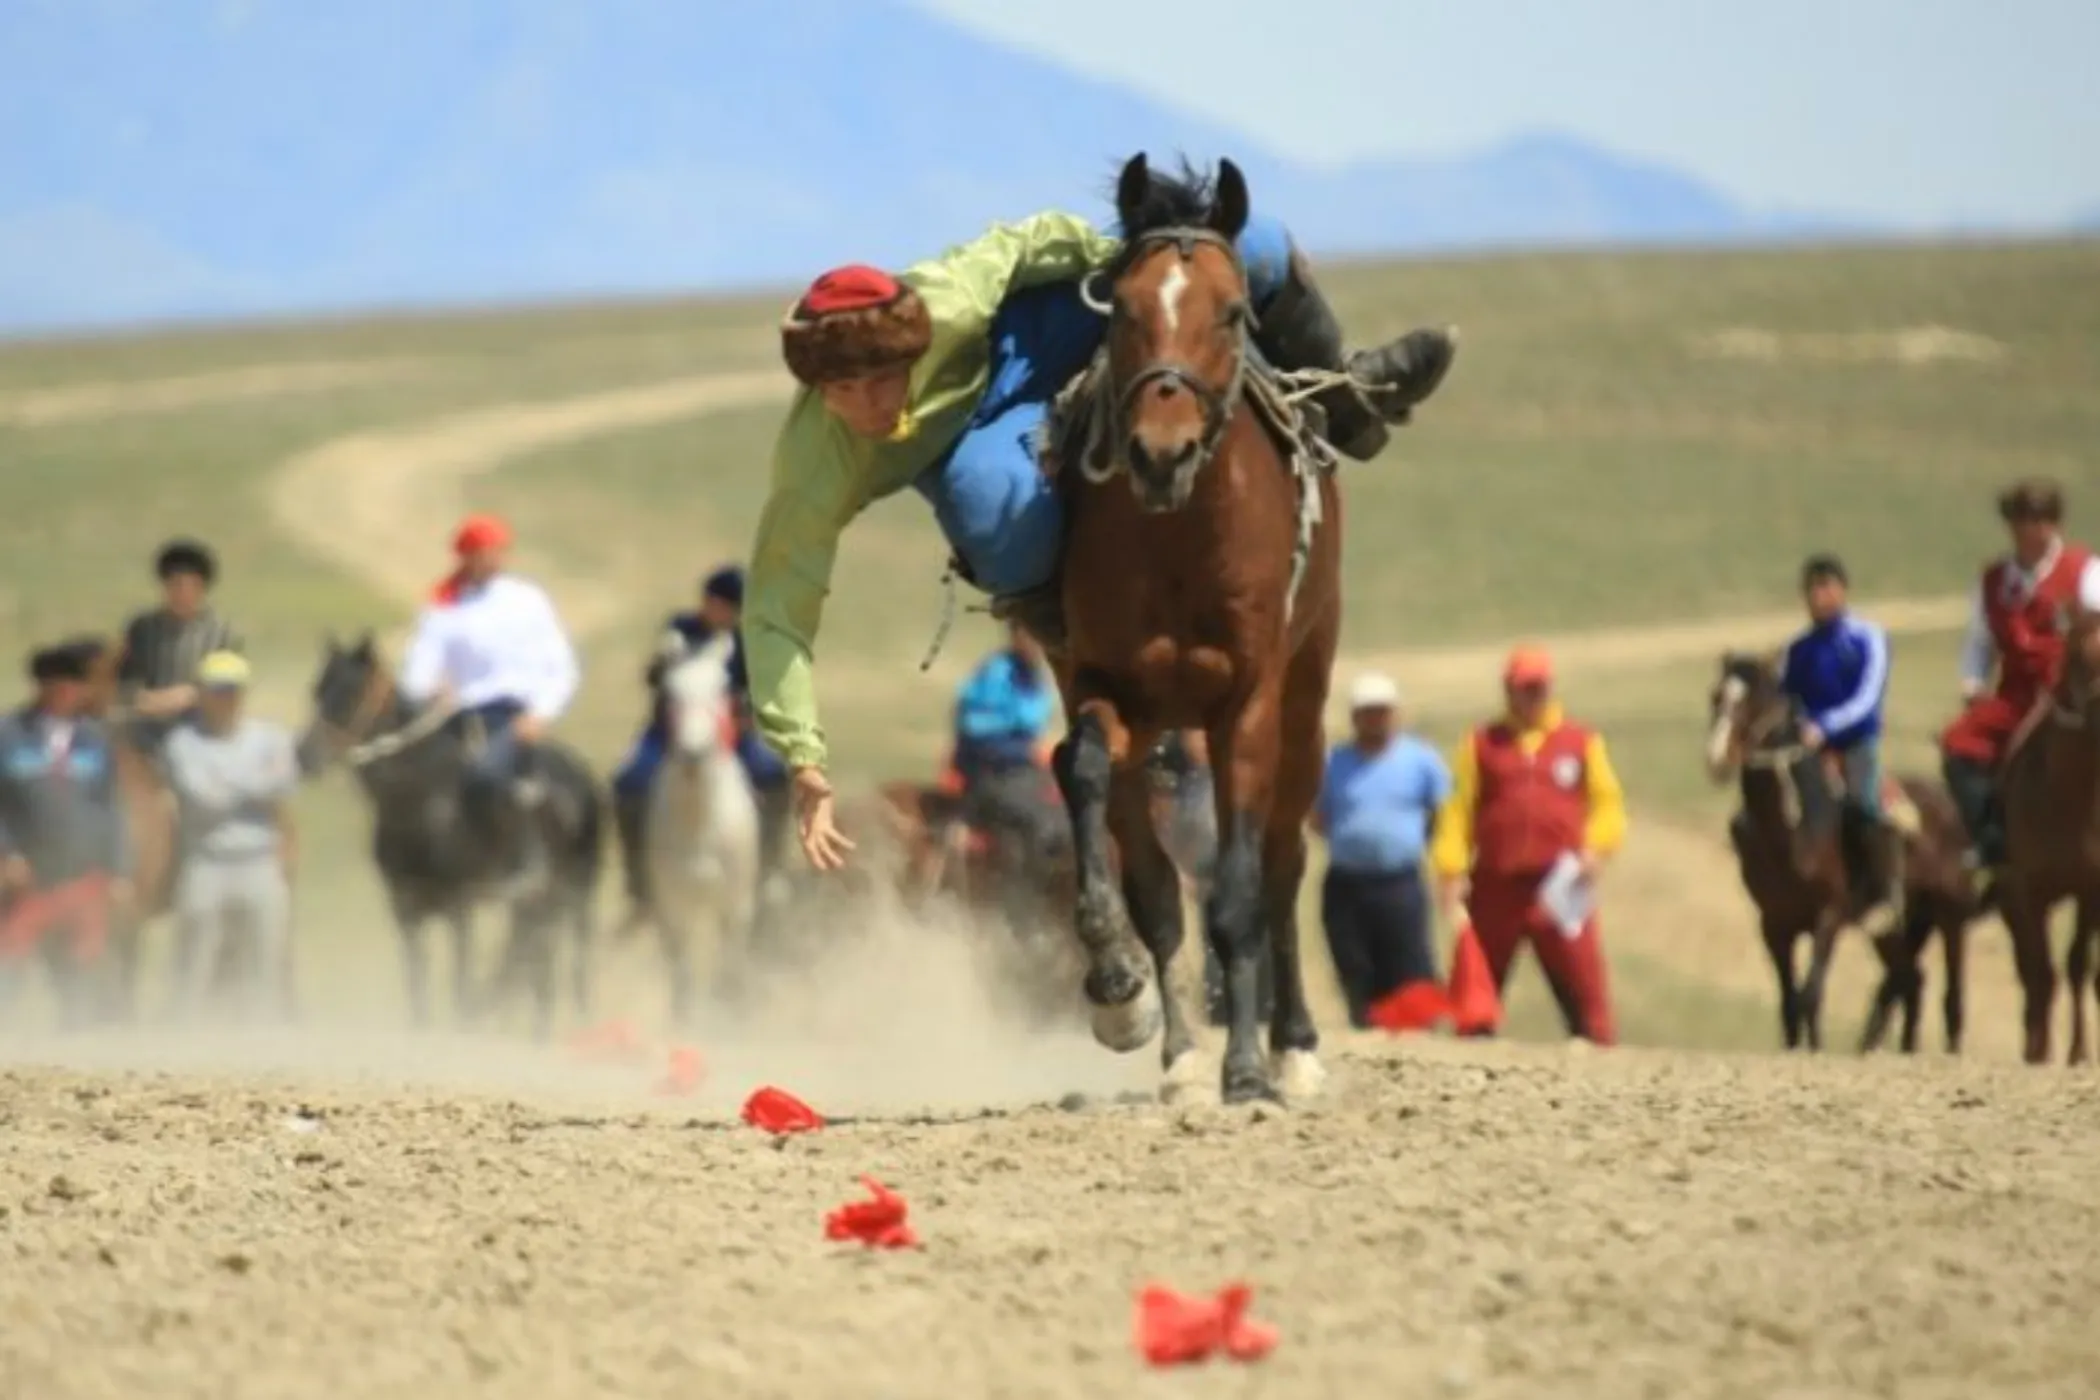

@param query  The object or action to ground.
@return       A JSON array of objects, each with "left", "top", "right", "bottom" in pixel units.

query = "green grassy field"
[{"left": 3, "top": 237, "right": 2095, "bottom": 1053}]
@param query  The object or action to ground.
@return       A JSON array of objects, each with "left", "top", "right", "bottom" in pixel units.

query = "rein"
[{"left": 315, "top": 672, "right": 457, "bottom": 769}]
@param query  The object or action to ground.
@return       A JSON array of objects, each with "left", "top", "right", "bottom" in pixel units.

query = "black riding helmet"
[{"left": 155, "top": 538, "right": 217, "bottom": 586}]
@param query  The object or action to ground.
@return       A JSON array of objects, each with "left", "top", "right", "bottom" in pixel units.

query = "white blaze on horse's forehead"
[{"left": 1158, "top": 261, "right": 1190, "bottom": 335}]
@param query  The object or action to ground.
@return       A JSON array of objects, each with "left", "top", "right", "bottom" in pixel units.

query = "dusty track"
[
  {"left": 0, "top": 359, "right": 432, "bottom": 428},
  {"left": 5, "top": 1036, "right": 2094, "bottom": 1399}
]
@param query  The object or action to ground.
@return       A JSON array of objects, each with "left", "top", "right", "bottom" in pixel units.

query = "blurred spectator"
[{"left": 1312, "top": 672, "right": 1451, "bottom": 1027}]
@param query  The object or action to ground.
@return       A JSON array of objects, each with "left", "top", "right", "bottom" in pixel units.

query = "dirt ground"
[{"left": 3, "top": 900, "right": 2097, "bottom": 1400}]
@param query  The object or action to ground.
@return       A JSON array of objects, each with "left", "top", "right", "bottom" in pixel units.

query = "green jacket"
[{"left": 744, "top": 211, "right": 1119, "bottom": 771}]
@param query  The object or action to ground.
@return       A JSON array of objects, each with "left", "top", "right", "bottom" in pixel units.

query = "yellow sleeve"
[
  {"left": 1429, "top": 732, "right": 1479, "bottom": 879},
  {"left": 1582, "top": 731, "right": 1628, "bottom": 856},
  {"left": 742, "top": 394, "right": 867, "bottom": 772}
]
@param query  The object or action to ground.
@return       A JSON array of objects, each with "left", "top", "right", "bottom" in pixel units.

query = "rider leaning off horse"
[
  {"left": 1941, "top": 476, "right": 2100, "bottom": 888},
  {"left": 1778, "top": 552, "right": 1902, "bottom": 932},
  {"left": 611, "top": 563, "right": 792, "bottom": 909},
  {"left": 741, "top": 196, "right": 1458, "bottom": 866},
  {"left": 115, "top": 538, "right": 242, "bottom": 764},
  {"left": 399, "top": 515, "right": 582, "bottom": 898}
]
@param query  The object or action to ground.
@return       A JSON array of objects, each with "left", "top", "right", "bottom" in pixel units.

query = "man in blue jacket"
[
  {"left": 951, "top": 621, "right": 1063, "bottom": 931},
  {"left": 1780, "top": 554, "right": 1901, "bottom": 932}
]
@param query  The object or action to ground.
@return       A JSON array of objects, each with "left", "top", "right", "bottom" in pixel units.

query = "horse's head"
[
  {"left": 2054, "top": 606, "right": 2100, "bottom": 728},
  {"left": 296, "top": 630, "right": 391, "bottom": 775},
  {"left": 660, "top": 631, "right": 740, "bottom": 765},
  {"left": 1098, "top": 152, "right": 1253, "bottom": 513},
  {"left": 1705, "top": 648, "right": 1793, "bottom": 782}
]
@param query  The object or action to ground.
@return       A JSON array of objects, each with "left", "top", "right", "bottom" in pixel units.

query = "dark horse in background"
[
  {"left": 1998, "top": 608, "right": 2100, "bottom": 1065},
  {"left": 1050, "top": 154, "right": 1342, "bottom": 1103},
  {"left": 1705, "top": 651, "right": 1984, "bottom": 1053},
  {"left": 296, "top": 633, "right": 602, "bottom": 1039}
]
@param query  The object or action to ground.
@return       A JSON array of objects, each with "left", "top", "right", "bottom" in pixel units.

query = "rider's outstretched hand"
[{"left": 792, "top": 765, "right": 856, "bottom": 872}]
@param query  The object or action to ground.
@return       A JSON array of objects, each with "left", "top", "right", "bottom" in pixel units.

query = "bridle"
[{"left": 1080, "top": 226, "right": 1253, "bottom": 484}]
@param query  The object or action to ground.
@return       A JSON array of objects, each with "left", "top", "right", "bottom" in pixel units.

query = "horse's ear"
[
  {"left": 1211, "top": 159, "right": 1250, "bottom": 241},
  {"left": 352, "top": 628, "right": 375, "bottom": 660},
  {"left": 1114, "top": 152, "right": 1151, "bottom": 229}
]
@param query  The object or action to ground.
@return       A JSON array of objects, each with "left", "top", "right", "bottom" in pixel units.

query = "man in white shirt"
[{"left": 399, "top": 514, "right": 580, "bottom": 897}]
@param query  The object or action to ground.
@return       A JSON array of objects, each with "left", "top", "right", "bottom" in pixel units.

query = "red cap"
[
  {"left": 452, "top": 513, "right": 511, "bottom": 556},
  {"left": 799, "top": 264, "right": 905, "bottom": 316},
  {"left": 1503, "top": 645, "right": 1553, "bottom": 686}
]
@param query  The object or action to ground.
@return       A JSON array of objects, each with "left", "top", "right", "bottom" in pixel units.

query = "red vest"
[
  {"left": 1471, "top": 719, "right": 1591, "bottom": 877},
  {"left": 1982, "top": 542, "right": 2092, "bottom": 706}
]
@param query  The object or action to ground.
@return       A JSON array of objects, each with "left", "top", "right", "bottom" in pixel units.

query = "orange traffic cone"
[{"left": 1447, "top": 921, "right": 1502, "bottom": 1037}]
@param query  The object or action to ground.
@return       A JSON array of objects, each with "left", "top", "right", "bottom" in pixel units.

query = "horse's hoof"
[
  {"left": 1272, "top": 1048, "right": 1326, "bottom": 1103},
  {"left": 1160, "top": 1049, "right": 1214, "bottom": 1106},
  {"left": 1221, "top": 1061, "right": 1281, "bottom": 1105},
  {"left": 1089, "top": 975, "right": 1161, "bottom": 1054}
]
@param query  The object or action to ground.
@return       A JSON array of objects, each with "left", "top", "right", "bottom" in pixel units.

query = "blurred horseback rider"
[
  {"left": 115, "top": 538, "right": 242, "bottom": 764},
  {"left": 744, "top": 170, "right": 1459, "bottom": 868},
  {"left": 398, "top": 515, "right": 580, "bottom": 899},
  {"left": 1780, "top": 553, "right": 1902, "bottom": 935},
  {"left": 610, "top": 563, "right": 792, "bottom": 917},
  {"left": 1941, "top": 477, "right": 2100, "bottom": 890},
  {"left": 950, "top": 622, "right": 1064, "bottom": 925}
]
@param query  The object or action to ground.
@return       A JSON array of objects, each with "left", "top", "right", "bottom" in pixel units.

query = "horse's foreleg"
[
  {"left": 1105, "top": 772, "right": 1200, "bottom": 1092},
  {"left": 1051, "top": 702, "right": 1158, "bottom": 1054},
  {"left": 1764, "top": 921, "right": 1803, "bottom": 1050},
  {"left": 519, "top": 901, "right": 557, "bottom": 1044},
  {"left": 1942, "top": 914, "right": 1967, "bottom": 1054},
  {"left": 2003, "top": 888, "right": 2057, "bottom": 1065},
  {"left": 2067, "top": 911, "right": 2093, "bottom": 1067},
  {"left": 1799, "top": 909, "right": 1844, "bottom": 1053},
  {"left": 445, "top": 907, "right": 477, "bottom": 1026},
  {"left": 1206, "top": 702, "right": 1282, "bottom": 1105},
  {"left": 387, "top": 891, "right": 434, "bottom": 1029}
]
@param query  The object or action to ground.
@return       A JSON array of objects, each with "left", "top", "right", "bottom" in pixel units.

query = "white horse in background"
[{"left": 646, "top": 630, "right": 760, "bottom": 1024}]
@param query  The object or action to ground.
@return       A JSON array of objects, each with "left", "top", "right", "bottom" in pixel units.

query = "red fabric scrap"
[
  {"left": 1134, "top": 1282, "right": 1279, "bottom": 1366},
  {"left": 824, "top": 1176, "right": 917, "bottom": 1250},
  {"left": 742, "top": 1086, "right": 825, "bottom": 1135}
]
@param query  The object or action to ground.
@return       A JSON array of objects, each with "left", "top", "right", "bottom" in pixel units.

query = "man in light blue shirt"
[{"left": 1313, "top": 672, "right": 1452, "bottom": 1027}]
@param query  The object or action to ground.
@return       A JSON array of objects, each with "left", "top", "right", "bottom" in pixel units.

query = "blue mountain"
[{"left": 0, "top": 0, "right": 1842, "bottom": 336}]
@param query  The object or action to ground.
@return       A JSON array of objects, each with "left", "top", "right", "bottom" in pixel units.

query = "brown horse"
[
  {"left": 1706, "top": 651, "right": 1983, "bottom": 1052},
  {"left": 75, "top": 637, "right": 178, "bottom": 1017},
  {"left": 1999, "top": 608, "right": 2100, "bottom": 1065},
  {"left": 1047, "top": 154, "right": 1339, "bottom": 1103}
]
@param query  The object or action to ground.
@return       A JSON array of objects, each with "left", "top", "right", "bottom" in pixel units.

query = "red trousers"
[
  {"left": 1469, "top": 870, "right": 1616, "bottom": 1046},
  {"left": 0, "top": 874, "right": 112, "bottom": 963}
]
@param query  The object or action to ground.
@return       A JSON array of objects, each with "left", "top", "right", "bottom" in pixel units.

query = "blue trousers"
[
  {"left": 611, "top": 723, "right": 788, "bottom": 798},
  {"left": 1834, "top": 739, "right": 1883, "bottom": 820},
  {"left": 458, "top": 701, "right": 530, "bottom": 793},
  {"left": 915, "top": 215, "right": 1295, "bottom": 596}
]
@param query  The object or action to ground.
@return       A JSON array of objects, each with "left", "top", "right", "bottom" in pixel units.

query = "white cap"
[{"left": 1348, "top": 672, "right": 1401, "bottom": 711}]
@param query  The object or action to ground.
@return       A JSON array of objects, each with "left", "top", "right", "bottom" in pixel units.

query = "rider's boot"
[
  {"left": 1850, "top": 808, "right": 1906, "bottom": 940},
  {"left": 986, "top": 579, "right": 1067, "bottom": 657},
  {"left": 1941, "top": 752, "right": 2004, "bottom": 902},
  {"left": 497, "top": 780, "right": 552, "bottom": 902},
  {"left": 1254, "top": 248, "right": 1459, "bottom": 462}
]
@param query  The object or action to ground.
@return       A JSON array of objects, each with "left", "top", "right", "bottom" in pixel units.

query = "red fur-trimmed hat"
[{"left": 779, "top": 264, "right": 932, "bottom": 387}]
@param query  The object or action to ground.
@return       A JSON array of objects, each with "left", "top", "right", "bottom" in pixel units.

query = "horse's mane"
[{"left": 1102, "top": 153, "right": 1218, "bottom": 282}]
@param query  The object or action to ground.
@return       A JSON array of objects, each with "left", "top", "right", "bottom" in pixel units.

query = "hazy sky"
[{"left": 913, "top": 0, "right": 2100, "bottom": 227}]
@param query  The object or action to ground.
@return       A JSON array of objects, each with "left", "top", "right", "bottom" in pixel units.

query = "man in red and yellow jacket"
[{"left": 1430, "top": 646, "right": 1628, "bottom": 1045}]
